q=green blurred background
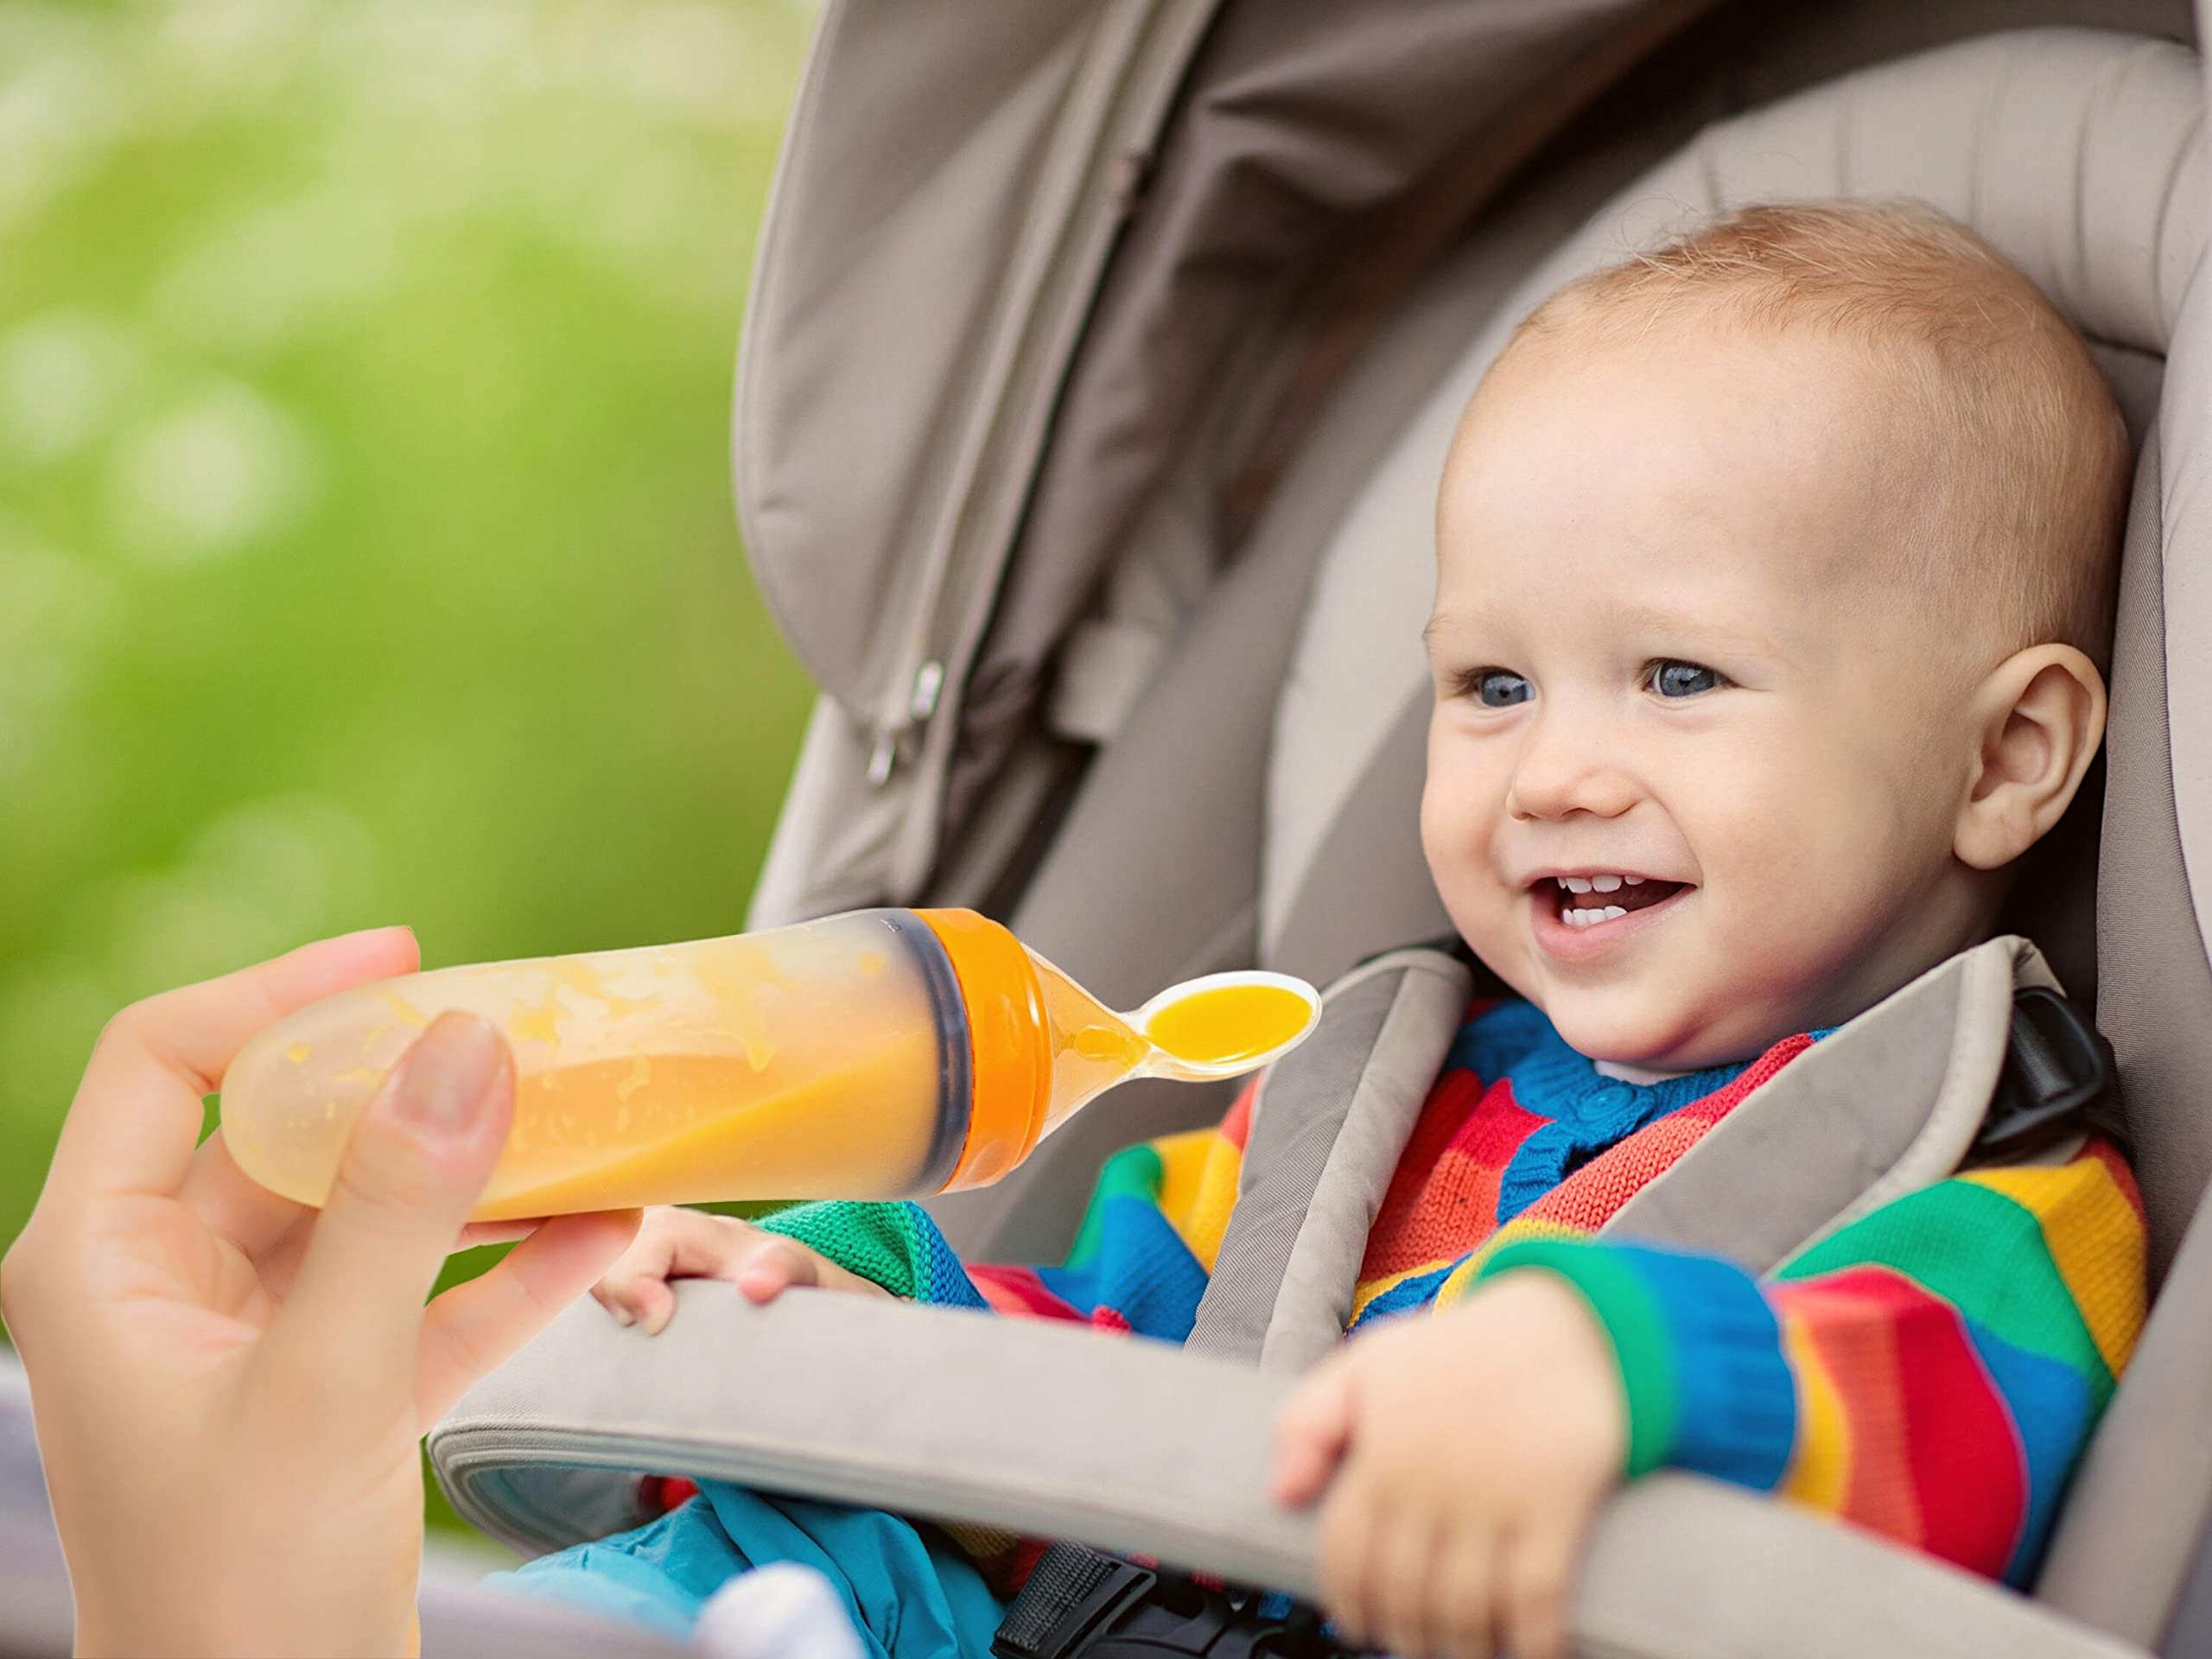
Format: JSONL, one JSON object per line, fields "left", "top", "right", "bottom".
{"left": 0, "top": 0, "right": 819, "bottom": 1534}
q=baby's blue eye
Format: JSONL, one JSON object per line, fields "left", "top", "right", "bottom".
{"left": 1475, "top": 670, "right": 1532, "bottom": 708}
{"left": 1649, "top": 659, "right": 1725, "bottom": 698}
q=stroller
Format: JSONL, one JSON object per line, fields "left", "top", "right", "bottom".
{"left": 11, "top": 1, "right": 2212, "bottom": 1654}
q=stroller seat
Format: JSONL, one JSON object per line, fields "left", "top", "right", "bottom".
{"left": 425, "top": 14, "right": 2212, "bottom": 1659}
{"left": 8, "top": 6, "right": 2209, "bottom": 1657}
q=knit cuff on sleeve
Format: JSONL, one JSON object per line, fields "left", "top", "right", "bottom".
{"left": 755, "top": 1201, "right": 989, "bottom": 1311}
{"left": 1478, "top": 1239, "right": 1797, "bottom": 1490}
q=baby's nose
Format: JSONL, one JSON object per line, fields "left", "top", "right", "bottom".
{"left": 1505, "top": 726, "right": 1637, "bottom": 822}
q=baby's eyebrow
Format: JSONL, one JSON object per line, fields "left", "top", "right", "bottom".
{"left": 1605, "top": 601, "right": 1784, "bottom": 658}
{"left": 1421, "top": 608, "right": 1493, "bottom": 646}
{"left": 1423, "top": 601, "right": 1784, "bottom": 661}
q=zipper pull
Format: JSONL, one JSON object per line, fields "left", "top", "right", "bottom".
{"left": 867, "top": 660, "right": 946, "bottom": 788}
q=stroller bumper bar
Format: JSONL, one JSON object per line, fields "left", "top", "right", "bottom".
{"left": 430, "top": 1286, "right": 2149, "bottom": 1659}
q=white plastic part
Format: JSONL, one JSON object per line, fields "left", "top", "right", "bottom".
{"left": 693, "top": 1564, "right": 865, "bottom": 1659}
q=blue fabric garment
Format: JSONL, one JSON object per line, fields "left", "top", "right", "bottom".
{"left": 494, "top": 1482, "right": 1006, "bottom": 1657}
{"left": 1450, "top": 1001, "right": 1763, "bottom": 1224}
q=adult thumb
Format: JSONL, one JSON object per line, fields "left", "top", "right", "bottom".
{"left": 262, "top": 1013, "right": 515, "bottom": 1417}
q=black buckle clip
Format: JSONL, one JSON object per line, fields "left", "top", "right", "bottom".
{"left": 994, "top": 1550, "right": 1160, "bottom": 1659}
{"left": 1974, "top": 986, "right": 2114, "bottom": 1162}
{"left": 993, "top": 1543, "right": 1357, "bottom": 1658}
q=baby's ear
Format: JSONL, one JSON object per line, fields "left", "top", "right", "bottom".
{"left": 1955, "top": 645, "right": 2107, "bottom": 871}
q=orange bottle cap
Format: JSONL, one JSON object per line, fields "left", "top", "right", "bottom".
{"left": 915, "top": 909, "right": 1051, "bottom": 1191}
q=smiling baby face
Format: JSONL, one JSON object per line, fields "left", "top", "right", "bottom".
{"left": 1420, "top": 202, "right": 2129, "bottom": 1070}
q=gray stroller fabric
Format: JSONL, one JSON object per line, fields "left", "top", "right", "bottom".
{"left": 738, "top": 0, "right": 1710, "bottom": 916}
{"left": 0, "top": 1361, "right": 70, "bottom": 1659}
{"left": 1186, "top": 947, "right": 1472, "bottom": 1374}
{"left": 16, "top": 10, "right": 2212, "bottom": 1659}
{"left": 925, "top": 6, "right": 2205, "bottom": 1267}
{"left": 435, "top": 1297, "right": 2145, "bottom": 1659}
{"left": 433, "top": 23, "right": 2212, "bottom": 1656}
{"left": 739, "top": 0, "right": 2197, "bottom": 933}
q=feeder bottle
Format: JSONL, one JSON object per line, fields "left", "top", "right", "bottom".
{"left": 219, "top": 908, "right": 1316, "bottom": 1224}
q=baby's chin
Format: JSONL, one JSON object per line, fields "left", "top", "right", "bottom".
{"left": 1537, "top": 988, "right": 1783, "bottom": 1074}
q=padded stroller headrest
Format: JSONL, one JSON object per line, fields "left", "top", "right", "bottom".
{"left": 1266, "top": 28, "right": 2205, "bottom": 1012}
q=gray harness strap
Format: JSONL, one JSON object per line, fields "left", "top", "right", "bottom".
{"left": 1610, "top": 937, "right": 2060, "bottom": 1271}
{"left": 1187, "top": 935, "right": 2063, "bottom": 1368}
{"left": 1185, "top": 948, "right": 1471, "bottom": 1372}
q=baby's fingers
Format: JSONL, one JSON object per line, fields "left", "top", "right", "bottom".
{"left": 1315, "top": 1468, "right": 1380, "bottom": 1647}
{"left": 734, "top": 1237, "right": 893, "bottom": 1302}
{"left": 592, "top": 1268, "right": 676, "bottom": 1334}
{"left": 735, "top": 1237, "right": 829, "bottom": 1303}
{"left": 1273, "top": 1354, "right": 1357, "bottom": 1506}
{"left": 1372, "top": 1513, "right": 1451, "bottom": 1659}
{"left": 1434, "top": 1521, "right": 1503, "bottom": 1659}
{"left": 1499, "top": 1521, "right": 1579, "bottom": 1659}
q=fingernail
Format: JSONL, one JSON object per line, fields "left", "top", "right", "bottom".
{"left": 610, "top": 1306, "right": 636, "bottom": 1328}
{"left": 391, "top": 1012, "right": 504, "bottom": 1135}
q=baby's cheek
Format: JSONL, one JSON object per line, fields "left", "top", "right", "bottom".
{"left": 1421, "top": 778, "right": 1529, "bottom": 981}
{"left": 1695, "top": 814, "right": 1890, "bottom": 1019}
{"left": 1420, "top": 756, "right": 1497, "bottom": 894}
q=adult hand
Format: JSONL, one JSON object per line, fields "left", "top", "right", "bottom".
{"left": 0, "top": 927, "right": 640, "bottom": 1657}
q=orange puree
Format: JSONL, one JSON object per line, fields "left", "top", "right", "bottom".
{"left": 1144, "top": 982, "right": 1313, "bottom": 1067}
{"left": 470, "top": 1027, "right": 940, "bottom": 1221}
{"left": 223, "top": 910, "right": 1316, "bottom": 1224}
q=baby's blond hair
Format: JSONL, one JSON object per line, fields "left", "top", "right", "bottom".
{"left": 1506, "top": 200, "right": 2132, "bottom": 669}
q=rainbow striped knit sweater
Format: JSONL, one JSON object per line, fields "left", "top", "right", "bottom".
{"left": 762, "top": 995, "right": 2147, "bottom": 1589}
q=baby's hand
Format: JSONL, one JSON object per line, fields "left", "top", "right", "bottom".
{"left": 592, "top": 1206, "right": 889, "bottom": 1334}
{"left": 1272, "top": 1272, "right": 1625, "bottom": 1659}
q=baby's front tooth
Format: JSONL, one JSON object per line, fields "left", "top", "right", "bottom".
{"left": 1591, "top": 874, "right": 1623, "bottom": 893}
{"left": 1601, "top": 905, "right": 1626, "bottom": 920}
{"left": 1623, "top": 874, "right": 1644, "bottom": 886}
{"left": 1564, "top": 876, "right": 1594, "bottom": 894}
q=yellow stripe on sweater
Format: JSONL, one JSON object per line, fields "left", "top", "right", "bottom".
{"left": 1959, "top": 1158, "right": 2145, "bottom": 1378}
{"left": 1778, "top": 1318, "right": 1849, "bottom": 1510}
{"left": 1433, "top": 1217, "right": 1592, "bottom": 1311}
{"left": 1349, "top": 1262, "right": 1431, "bottom": 1321}
{"left": 1151, "top": 1128, "right": 1243, "bottom": 1272}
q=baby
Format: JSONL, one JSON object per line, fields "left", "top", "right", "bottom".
{"left": 503, "top": 201, "right": 2146, "bottom": 1659}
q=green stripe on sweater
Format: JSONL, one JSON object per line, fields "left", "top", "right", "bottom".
{"left": 759, "top": 1201, "right": 929, "bottom": 1300}
{"left": 1066, "top": 1144, "right": 1165, "bottom": 1271}
{"left": 1777, "top": 1180, "right": 2113, "bottom": 1402}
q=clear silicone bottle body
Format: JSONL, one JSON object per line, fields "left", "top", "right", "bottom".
{"left": 218, "top": 908, "right": 1157, "bottom": 1223}
{"left": 223, "top": 911, "right": 982, "bottom": 1221}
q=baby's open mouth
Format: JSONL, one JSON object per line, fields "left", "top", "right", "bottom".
{"left": 1544, "top": 874, "right": 1691, "bottom": 930}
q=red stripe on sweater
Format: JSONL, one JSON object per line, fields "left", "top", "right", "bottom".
{"left": 1219, "top": 1081, "right": 1256, "bottom": 1153}
{"left": 1360, "top": 1070, "right": 1543, "bottom": 1280}
{"left": 1790, "top": 1265, "right": 2026, "bottom": 1576}
{"left": 1687, "top": 1032, "right": 1815, "bottom": 1121}
{"left": 1516, "top": 1113, "right": 1710, "bottom": 1230}
{"left": 969, "top": 1265, "right": 1085, "bottom": 1323}
{"left": 1770, "top": 1277, "right": 1923, "bottom": 1547}
{"left": 2085, "top": 1135, "right": 2146, "bottom": 1224}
